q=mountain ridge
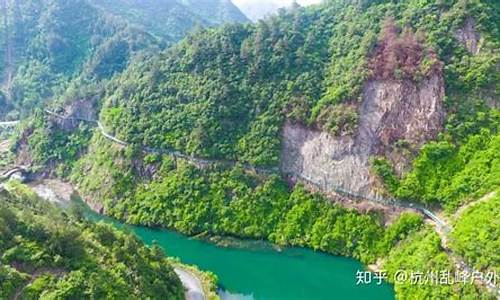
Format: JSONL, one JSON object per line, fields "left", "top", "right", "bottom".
{"left": 4, "top": 0, "right": 499, "bottom": 298}
{"left": 0, "top": 0, "right": 249, "bottom": 119}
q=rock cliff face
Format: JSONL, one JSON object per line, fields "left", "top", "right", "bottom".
{"left": 454, "top": 18, "right": 481, "bottom": 55}
{"left": 281, "top": 74, "right": 445, "bottom": 198}
{"left": 49, "top": 99, "right": 97, "bottom": 131}
{"left": 360, "top": 75, "right": 444, "bottom": 169}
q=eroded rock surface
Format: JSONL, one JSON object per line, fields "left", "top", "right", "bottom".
{"left": 30, "top": 179, "right": 75, "bottom": 207}
{"left": 282, "top": 74, "right": 445, "bottom": 198}
{"left": 50, "top": 99, "right": 97, "bottom": 131}
{"left": 454, "top": 18, "right": 481, "bottom": 55}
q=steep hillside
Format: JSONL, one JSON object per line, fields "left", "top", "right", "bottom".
{"left": 0, "top": 181, "right": 183, "bottom": 299}
{"left": 91, "top": 0, "right": 248, "bottom": 42}
{"left": 0, "top": 0, "right": 158, "bottom": 119}
{"left": 451, "top": 191, "right": 499, "bottom": 274}
{"left": 180, "top": 0, "right": 249, "bottom": 25}
{"left": 79, "top": 0, "right": 498, "bottom": 199}
{"left": 0, "top": 0, "right": 248, "bottom": 119}
{"left": 12, "top": 0, "right": 500, "bottom": 298}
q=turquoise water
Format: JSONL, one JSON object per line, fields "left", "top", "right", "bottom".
{"left": 84, "top": 207, "right": 394, "bottom": 300}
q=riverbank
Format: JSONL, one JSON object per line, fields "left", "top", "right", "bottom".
{"left": 175, "top": 267, "right": 205, "bottom": 300}
{"left": 2, "top": 179, "right": 221, "bottom": 300}
{"left": 0, "top": 177, "right": 397, "bottom": 299}
{"left": 30, "top": 181, "right": 221, "bottom": 300}
{"left": 196, "top": 234, "right": 283, "bottom": 252}
{"left": 171, "top": 262, "right": 219, "bottom": 300}
{"left": 82, "top": 203, "right": 394, "bottom": 299}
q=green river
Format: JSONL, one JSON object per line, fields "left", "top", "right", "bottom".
{"left": 84, "top": 205, "right": 395, "bottom": 300}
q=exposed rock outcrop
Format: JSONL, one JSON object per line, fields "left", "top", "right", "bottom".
{"left": 454, "top": 18, "right": 481, "bottom": 55}
{"left": 49, "top": 99, "right": 97, "bottom": 131}
{"left": 14, "top": 126, "right": 34, "bottom": 167}
{"left": 83, "top": 196, "right": 105, "bottom": 214}
{"left": 282, "top": 74, "right": 445, "bottom": 198}
{"left": 361, "top": 75, "right": 444, "bottom": 171}
{"left": 282, "top": 21, "right": 445, "bottom": 199}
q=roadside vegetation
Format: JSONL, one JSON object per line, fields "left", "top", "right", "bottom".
{"left": 71, "top": 135, "right": 424, "bottom": 264}
{"left": 5, "top": 0, "right": 499, "bottom": 299}
{"left": 451, "top": 191, "right": 500, "bottom": 274}
{"left": 0, "top": 183, "right": 184, "bottom": 299}
{"left": 384, "top": 228, "right": 489, "bottom": 299}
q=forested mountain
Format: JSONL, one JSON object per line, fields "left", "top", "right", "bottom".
{"left": 7, "top": 0, "right": 500, "bottom": 299}
{"left": 89, "top": 0, "right": 498, "bottom": 170}
{"left": 0, "top": 0, "right": 152, "bottom": 118}
{"left": 179, "top": 0, "right": 249, "bottom": 26}
{"left": 0, "top": 182, "right": 184, "bottom": 299}
{"left": 0, "top": 0, "right": 248, "bottom": 119}
{"left": 90, "top": 0, "right": 249, "bottom": 42}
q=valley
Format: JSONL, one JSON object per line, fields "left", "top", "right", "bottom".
{"left": 84, "top": 196, "right": 395, "bottom": 300}
{"left": 2, "top": 146, "right": 495, "bottom": 298}
{"left": 0, "top": 0, "right": 499, "bottom": 299}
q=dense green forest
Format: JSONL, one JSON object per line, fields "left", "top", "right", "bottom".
{"left": 0, "top": 181, "right": 184, "bottom": 299}
{"left": 0, "top": 0, "right": 248, "bottom": 119}
{"left": 4, "top": 0, "right": 500, "bottom": 299}
{"left": 384, "top": 228, "right": 489, "bottom": 299}
{"left": 0, "top": 0, "right": 152, "bottom": 117}
{"left": 451, "top": 191, "right": 500, "bottom": 274}
{"left": 86, "top": 0, "right": 498, "bottom": 168}
{"left": 89, "top": 0, "right": 248, "bottom": 42}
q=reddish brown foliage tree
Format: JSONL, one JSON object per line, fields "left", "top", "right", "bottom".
{"left": 369, "top": 18, "right": 442, "bottom": 81}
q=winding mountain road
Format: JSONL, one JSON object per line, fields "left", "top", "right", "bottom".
{"left": 293, "top": 173, "right": 498, "bottom": 294}
{"left": 45, "top": 109, "right": 278, "bottom": 175}
{"left": 4, "top": 109, "right": 498, "bottom": 294}
{"left": 43, "top": 109, "right": 454, "bottom": 226}
{"left": 0, "top": 166, "right": 27, "bottom": 181}
{"left": 0, "top": 120, "right": 18, "bottom": 127}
